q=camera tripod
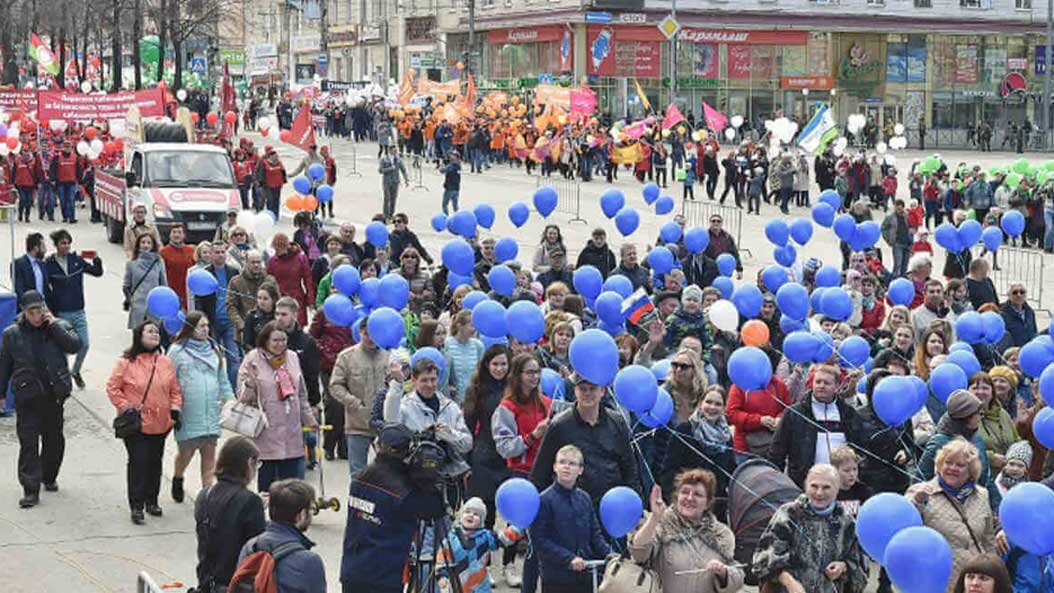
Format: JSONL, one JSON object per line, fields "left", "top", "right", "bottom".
{"left": 406, "top": 482, "right": 465, "bottom": 593}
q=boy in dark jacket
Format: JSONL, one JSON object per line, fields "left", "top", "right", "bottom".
{"left": 532, "top": 445, "right": 613, "bottom": 593}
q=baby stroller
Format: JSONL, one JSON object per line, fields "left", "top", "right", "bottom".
{"left": 726, "top": 458, "right": 801, "bottom": 585}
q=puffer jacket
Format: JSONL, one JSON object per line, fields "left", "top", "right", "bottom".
{"left": 979, "top": 399, "right": 1020, "bottom": 473}
{"left": 168, "top": 340, "right": 233, "bottom": 441}
{"left": 106, "top": 351, "right": 183, "bottom": 435}
{"left": 308, "top": 310, "right": 354, "bottom": 373}
{"left": 855, "top": 402, "right": 919, "bottom": 494}
{"left": 907, "top": 479, "right": 996, "bottom": 593}
{"left": 236, "top": 348, "right": 317, "bottom": 460}
{"left": 329, "top": 344, "right": 389, "bottom": 436}
{"left": 0, "top": 314, "right": 81, "bottom": 402}
{"left": 576, "top": 242, "right": 616, "bottom": 278}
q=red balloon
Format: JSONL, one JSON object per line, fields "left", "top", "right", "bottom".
{"left": 224, "top": 111, "right": 237, "bottom": 124}
{"left": 206, "top": 112, "right": 219, "bottom": 126}
{"left": 114, "top": 138, "right": 124, "bottom": 150}
{"left": 279, "top": 130, "right": 292, "bottom": 143}
{"left": 191, "top": 113, "right": 200, "bottom": 124}
{"left": 84, "top": 126, "right": 98, "bottom": 140}
{"left": 5, "top": 137, "right": 17, "bottom": 150}
{"left": 104, "top": 141, "right": 116, "bottom": 154}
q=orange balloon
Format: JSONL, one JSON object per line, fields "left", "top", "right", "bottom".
{"left": 287, "top": 194, "right": 305, "bottom": 211}
{"left": 741, "top": 320, "right": 771, "bottom": 347}
{"left": 303, "top": 195, "right": 319, "bottom": 211}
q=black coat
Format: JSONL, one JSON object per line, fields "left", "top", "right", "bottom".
{"left": 0, "top": 314, "right": 81, "bottom": 402}
{"left": 576, "top": 243, "right": 617, "bottom": 278}
{"left": 285, "top": 325, "right": 321, "bottom": 406}
{"left": 194, "top": 477, "right": 266, "bottom": 590}
{"left": 13, "top": 255, "right": 41, "bottom": 309}
{"left": 465, "top": 381, "right": 511, "bottom": 500}
{"left": 854, "top": 404, "right": 918, "bottom": 494}
{"left": 766, "top": 395, "right": 864, "bottom": 487}
{"left": 659, "top": 420, "right": 736, "bottom": 501}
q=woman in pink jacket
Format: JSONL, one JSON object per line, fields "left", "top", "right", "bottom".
{"left": 107, "top": 320, "right": 183, "bottom": 525}
{"left": 237, "top": 320, "right": 318, "bottom": 492}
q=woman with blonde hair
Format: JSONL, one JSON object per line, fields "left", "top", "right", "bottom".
{"left": 539, "top": 320, "right": 573, "bottom": 376}
{"left": 443, "top": 309, "right": 484, "bottom": 404}
{"left": 665, "top": 348, "right": 708, "bottom": 425}
{"left": 873, "top": 305, "right": 911, "bottom": 351}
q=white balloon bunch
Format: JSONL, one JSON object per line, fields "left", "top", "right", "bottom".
{"left": 884, "top": 155, "right": 898, "bottom": 167}
{"left": 888, "top": 136, "right": 908, "bottom": 150}
{"left": 768, "top": 117, "right": 798, "bottom": 144}
{"left": 76, "top": 141, "right": 91, "bottom": 156}
{"left": 176, "top": 89, "right": 188, "bottom": 102}
{"left": 893, "top": 123, "right": 905, "bottom": 136}
{"left": 876, "top": 141, "right": 888, "bottom": 154}
{"left": 730, "top": 115, "right": 744, "bottom": 129}
{"left": 847, "top": 113, "right": 867, "bottom": 135}
{"left": 724, "top": 127, "right": 736, "bottom": 141}
{"left": 831, "top": 137, "right": 849, "bottom": 157}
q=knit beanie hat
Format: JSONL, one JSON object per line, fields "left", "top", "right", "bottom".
{"left": 946, "top": 389, "right": 983, "bottom": 420}
{"left": 1006, "top": 441, "right": 1033, "bottom": 467}
{"left": 461, "top": 497, "right": 487, "bottom": 522}
{"left": 988, "top": 365, "right": 1019, "bottom": 390}
{"left": 682, "top": 284, "right": 703, "bottom": 302}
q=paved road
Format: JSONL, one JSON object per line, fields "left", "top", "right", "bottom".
{"left": 0, "top": 133, "right": 1049, "bottom": 592}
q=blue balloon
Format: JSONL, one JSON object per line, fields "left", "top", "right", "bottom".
{"left": 569, "top": 329, "right": 619, "bottom": 386}
{"left": 812, "top": 202, "right": 836, "bottom": 227}
{"left": 187, "top": 268, "right": 219, "bottom": 296}
{"left": 712, "top": 276, "right": 734, "bottom": 299}
{"left": 819, "top": 189, "right": 842, "bottom": 212}
{"left": 929, "top": 363, "right": 967, "bottom": 403}
{"left": 1000, "top": 482, "right": 1054, "bottom": 555}
{"left": 324, "top": 294, "right": 358, "bottom": 327}
{"left": 448, "top": 272, "right": 473, "bottom": 290}
{"left": 506, "top": 301, "right": 545, "bottom": 344}
{"left": 540, "top": 368, "right": 565, "bottom": 400}
{"left": 600, "top": 189, "right": 626, "bottom": 219}
{"left": 850, "top": 221, "right": 882, "bottom": 252}
{"left": 1033, "top": 406, "right": 1054, "bottom": 449}
{"left": 773, "top": 244, "right": 797, "bottom": 267}
{"left": 494, "top": 237, "right": 519, "bottom": 263}
{"left": 449, "top": 210, "right": 478, "bottom": 238}
{"left": 573, "top": 266, "right": 604, "bottom": 300}
{"left": 780, "top": 316, "right": 807, "bottom": 334}
{"left": 765, "top": 220, "right": 790, "bottom": 247}
{"left": 761, "top": 265, "right": 788, "bottom": 293}
{"left": 359, "top": 277, "right": 380, "bottom": 308}
{"left": 789, "top": 218, "right": 813, "bottom": 245}
{"left": 982, "top": 226, "right": 1003, "bottom": 252}
{"left": 646, "top": 246, "right": 675, "bottom": 275}
{"left": 934, "top": 222, "right": 962, "bottom": 252}
{"left": 600, "top": 486, "right": 644, "bottom": 537}
{"left": 731, "top": 284, "right": 763, "bottom": 319}
{"left": 316, "top": 185, "right": 334, "bottom": 203}
{"left": 598, "top": 319, "right": 628, "bottom": 337}
{"left": 146, "top": 286, "right": 180, "bottom": 319}
{"left": 431, "top": 213, "right": 447, "bottom": 232}
{"left": 947, "top": 349, "right": 981, "bottom": 377}
{"left": 508, "top": 202, "right": 530, "bottom": 227}
{"left": 481, "top": 335, "right": 509, "bottom": 349}
{"left": 639, "top": 388, "right": 674, "bottom": 429}
{"left": 884, "top": 527, "right": 953, "bottom": 593}
{"left": 728, "top": 346, "right": 773, "bottom": 392}
{"left": 366, "top": 307, "right": 405, "bottom": 349}
{"left": 472, "top": 300, "right": 508, "bottom": 338}
{"left": 810, "top": 286, "right": 829, "bottom": 313}
{"left": 660, "top": 222, "right": 683, "bottom": 244}
{"left": 833, "top": 213, "right": 857, "bottom": 242}
{"left": 473, "top": 204, "right": 496, "bottom": 229}
{"left": 307, "top": 162, "right": 326, "bottom": 181}
{"left": 839, "top": 336, "right": 871, "bottom": 368}
{"left": 856, "top": 493, "right": 923, "bottom": 562}
{"left": 651, "top": 359, "right": 671, "bottom": 383}
{"left": 533, "top": 186, "right": 558, "bottom": 217}
{"left": 602, "top": 275, "right": 633, "bottom": 299}
{"left": 594, "top": 291, "right": 625, "bottom": 326}
{"left": 958, "top": 219, "right": 983, "bottom": 249}
{"left": 821, "top": 288, "right": 853, "bottom": 321}
{"left": 857, "top": 376, "right": 868, "bottom": 394}
{"left": 411, "top": 347, "right": 446, "bottom": 376}
{"left": 642, "top": 183, "right": 660, "bottom": 205}
{"left": 815, "top": 265, "right": 842, "bottom": 288}
{"left": 462, "top": 290, "right": 488, "bottom": 311}
{"left": 1020, "top": 339, "right": 1052, "bottom": 378}
{"left": 955, "top": 312, "right": 985, "bottom": 344}
{"left": 784, "top": 331, "right": 820, "bottom": 364}
{"left": 614, "top": 365, "right": 659, "bottom": 413}
{"left": 887, "top": 277, "right": 915, "bottom": 307}
{"left": 776, "top": 283, "right": 809, "bottom": 320}
{"left": 873, "top": 375, "right": 920, "bottom": 425}
{"left": 614, "top": 207, "right": 640, "bottom": 236}
{"left": 163, "top": 311, "right": 186, "bottom": 336}
{"left": 811, "top": 331, "right": 836, "bottom": 363}
{"left": 496, "top": 478, "right": 541, "bottom": 529}
{"left": 1002, "top": 210, "right": 1026, "bottom": 238}
{"left": 442, "top": 240, "right": 475, "bottom": 276}
{"left": 377, "top": 273, "right": 410, "bottom": 310}
{"left": 654, "top": 195, "right": 675, "bottom": 215}
{"left": 684, "top": 226, "right": 710, "bottom": 254}
{"left": 365, "top": 221, "right": 389, "bottom": 248}
{"left": 908, "top": 375, "right": 930, "bottom": 412}
{"left": 488, "top": 265, "right": 516, "bottom": 297}
{"left": 292, "top": 175, "right": 311, "bottom": 195}
{"left": 716, "top": 253, "right": 736, "bottom": 276}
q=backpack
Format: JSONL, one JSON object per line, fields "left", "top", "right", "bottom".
{"left": 228, "top": 539, "right": 304, "bottom": 593}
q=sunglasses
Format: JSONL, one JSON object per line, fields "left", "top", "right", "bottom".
{"left": 402, "top": 254, "right": 419, "bottom": 260}
{"left": 1012, "top": 290, "right": 1026, "bottom": 295}
{"left": 710, "top": 219, "right": 722, "bottom": 224}
{"left": 671, "top": 362, "right": 693, "bottom": 370}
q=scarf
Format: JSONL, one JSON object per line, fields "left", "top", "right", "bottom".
{"left": 938, "top": 476, "right": 976, "bottom": 505}
{"left": 265, "top": 351, "right": 287, "bottom": 369}
{"left": 690, "top": 409, "right": 732, "bottom": 449}
{"left": 263, "top": 350, "right": 296, "bottom": 401}
{"left": 862, "top": 295, "right": 875, "bottom": 310}
{"left": 997, "top": 471, "right": 1024, "bottom": 492}
{"left": 810, "top": 499, "right": 838, "bottom": 517}
{"left": 182, "top": 338, "right": 220, "bottom": 370}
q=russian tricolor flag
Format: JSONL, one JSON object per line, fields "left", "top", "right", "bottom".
{"left": 622, "top": 288, "right": 655, "bottom": 325}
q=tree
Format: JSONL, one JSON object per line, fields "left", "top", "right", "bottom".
{"left": 168, "top": 0, "right": 228, "bottom": 89}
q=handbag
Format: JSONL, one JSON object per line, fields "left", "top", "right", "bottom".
{"left": 599, "top": 555, "right": 660, "bottom": 593}
{"left": 220, "top": 400, "right": 269, "bottom": 437}
{"left": 123, "top": 257, "right": 159, "bottom": 312}
{"left": 745, "top": 429, "right": 775, "bottom": 457}
{"left": 113, "top": 356, "right": 158, "bottom": 439}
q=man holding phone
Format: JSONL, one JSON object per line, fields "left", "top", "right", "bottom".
{"left": 43, "top": 229, "right": 102, "bottom": 389}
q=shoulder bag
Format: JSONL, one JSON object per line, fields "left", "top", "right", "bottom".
{"left": 123, "top": 258, "right": 159, "bottom": 311}
{"left": 222, "top": 363, "right": 269, "bottom": 437}
{"left": 113, "top": 356, "right": 158, "bottom": 439}
{"left": 600, "top": 553, "right": 660, "bottom": 593}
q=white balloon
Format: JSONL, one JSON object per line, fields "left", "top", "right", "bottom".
{"left": 7, "top": 125, "right": 18, "bottom": 139}
{"left": 236, "top": 210, "right": 256, "bottom": 230}
{"left": 691, "top": 131, "right": 702, "bottom": 142}
{"left": 11, "top": 142, "right": 21, "bottom": 154}
{"left": 764, "top": 120, "right": 775, "bottom": 131}
{"left": 833, "top": 145, "right": 845, "bottom": 157}
{"left": 257, "top": 116, "right": 271, "bottom": 130}
{"left": 709, "top": 300, "right": 740, "bottom": 333}
{"left": 176, "top": 89, "right": 188, "bottom": 101}
{"left": 893, "top": 123, "right": 905, "bottom": 136}
{"left": 876, "top": 142, "right": 887, "bottom": 154}
{"left": 0, "top": 143, "right": 8, "bottom": 157}
{"left": 884, "top": 155, "right": 897, "bottom": 167}
{"left": 835, "top": 137, "right": 849, "bottom": 151}
{"left": 847, "top": 123, "right": 862, "bottom": 135}
{"left": 731, "top": 115, "right": 744, "bottom": 129}
{"left": 253, "top": 211, "right": 275, "bottom": 242}
{"left": 88, "top": 148, "right": 101, "bottom": 160}
{"left": 90, "top": 138, "right": 104, "bottom": 153}
{"left": 724, "top": 127, "right": 736, "bottom": 141}
{"left": 80, "top": 80, "right": 92, "bottom": 93}
{"left": 76, "top": 141, "right": 90, "bottom": 156}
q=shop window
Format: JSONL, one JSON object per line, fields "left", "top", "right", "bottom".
{"left": 867, "top": 0, "right": 884, "bottom": 5}
{"left": 1017, "top": 0, "right": 1031, "bottom": 8}
{"left": 914, "top": 0, "right": 931, "bottom": 7}
{"left": 960, "top": 0, "right": 991, "bottom": 8}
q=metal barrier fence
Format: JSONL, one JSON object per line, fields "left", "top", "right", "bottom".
{"left": 136, "top": 572, "right": 163, "bottom": 593}
{"left": 534, "top": 174, "right": 587, "bottom": 224}
{"left": 409, "top": 154, "right": 429, "bottom": 191}
{"left": 346, "top": 143, "right": 362, "bottom": 178}
{"left": 982, "top": 245, "right": 1049, "bottom": 313}
{"left": 680, "top": 199, "right": 751, "bottom": 258}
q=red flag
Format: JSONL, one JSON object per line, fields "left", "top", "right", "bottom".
{"left": 463, "top": 73, "right": 477, "bottom": 114}
{"left": 662, "top": 104, "right": 685, "bottom": 130}
{"left": 220, "top": 63, "right": 238, "bottom": 137}
{"left": 702, "top": 101, "right": 728, "bottom": 132}
{"left": 287, "top": 106, "right": 317, "bottom": 152}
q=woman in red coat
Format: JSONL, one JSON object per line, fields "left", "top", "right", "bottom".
{"left": 265, "top": 233, "right": 315, "bottom": 325}
{"left": 726, "top": 376, "right": 791, "bottom": 461}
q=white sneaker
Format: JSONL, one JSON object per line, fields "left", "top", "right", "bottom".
{"left": 503, "top": 564, "right": 522, "bottom": 588}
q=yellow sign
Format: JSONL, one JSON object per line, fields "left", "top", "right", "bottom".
{"left": 658, "top": 15, "right": 680, "bottom": 41}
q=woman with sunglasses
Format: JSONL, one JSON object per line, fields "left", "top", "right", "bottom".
{"left": 398, "top": 247, "right": 432, "bottom": 313}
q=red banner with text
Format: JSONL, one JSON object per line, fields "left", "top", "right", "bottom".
{"left": 36, "top": 89, "right": 165, "bottom": 121}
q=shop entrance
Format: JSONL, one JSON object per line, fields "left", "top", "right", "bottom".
{"left": 858, "top": 104, "right": 904, "bottom": 140}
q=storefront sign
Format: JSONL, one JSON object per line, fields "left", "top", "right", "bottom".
{"left": 321, "top": 80, "right": 365, "bottom": 91}
{"left": 218, "top": 49, "right": 245, "bottom": 66}
{"left": 678, "top": 29, "right": 807, "bottom": 46}
{"left": 618, "top": 13, "right": 647, "bottom": 23}
{"left": 956, "top": 46, "right": 978, "bottom": 83}
{"left": 728, "top": 45, "right": 775, "bottom": 80}
{"left": 250, "top": 57, "right": 279, "bottom": 75}
{"left": 405, "top": 17, "right": 435, "bottom": 44}
{"left": 295, "top": 63, "right": 316, "bottom": 84}
{"left": 292, "top": 34, "right": 320, "bottom": 54}
{"left": 489, "top": 25, "right": 565, "bottom": 44}
{"left": 1001, "top": 72, "right": 1027, "bottom": 97}
{"left": 585, "top": 12, "right": 612, "bottom": 24}
{"left": 328, "top": 28, "right": 358, "bottom": 46}
{"left": 839, "top": 42, "right": 882, "bottom": 81}
{"left": 780, "top": 76, "right": 834, "bottom": 90}
{"left": 250, "top": 44, "right": 278, "bottom": 59}
{"left": 694, "top": 44, "right": 718, "bottom": 78}
{"left": 1008, "top": 57, "right": 1027, "bottom": 70}
{"left": 37, "top": 89, "right": 165, "bottom": 120}
{"left": 587, "top": 28, "right": 659, "bottom": 78}
{"left": 663, "top": 77, "right": 719, "bottom": 89}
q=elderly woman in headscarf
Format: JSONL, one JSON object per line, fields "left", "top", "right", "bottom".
{"left": 629, "top": 471, "right": 744, "bottom": 593}
{"left": 918, "top": 389, "right": 1001, "bottom": 511}
{"left": 753, "top": 464, "right": 868, "bottom": 593}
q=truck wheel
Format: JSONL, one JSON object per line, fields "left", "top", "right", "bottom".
{"left": 105, "top": 215, "right": 124, "bottom": 244}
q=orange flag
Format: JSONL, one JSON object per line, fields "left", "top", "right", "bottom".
{"left": 397, "top": 69, "right": 416, "bottom": 106}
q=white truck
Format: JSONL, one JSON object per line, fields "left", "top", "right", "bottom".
{"left": 96, "top": 106, "right": 240, "bottom": 244}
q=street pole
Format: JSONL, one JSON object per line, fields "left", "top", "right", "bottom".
{"left": 670, "top": 0, "right": 677, "bottom": 106}
{"left": 382, "top": 0, "right": 389, "bottom": 93}
{"left": 320, "top": 0, "right": 329, "bottom": 79}
{"left": 468, "top": 0, "right": 476, "bottom": 73}
{"left": 1046, "top": 0, "right": 1052, "bottom": 147}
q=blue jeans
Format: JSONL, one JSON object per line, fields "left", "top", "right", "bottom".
{"left": 470, "top": 148, "right": 484, "bottom": 173}
{"left": 38, "top": 180, "right": 54, "bottom": 219}
{"left": 1045, "top": 210, "right": 1054, "bottom": 251}
{"left": 56, "top": 183, "right": 77, "bottom": 222}
{"left": 57, "top": 310, "right": 89, "bottom": 376}
{"left": 257, "top": 456, "right": 306, "bottom": 493}
{"left": 16, "top": 187, "right": 33, "bottom": 218}
{"left": 213, "top": 318, "right": 242, "bottom": 390}
{"left": 442, "top": 190, "right": 459, "bottom": 215}
{"left": 346, "top": 434, "right": 373, "bottom": 479}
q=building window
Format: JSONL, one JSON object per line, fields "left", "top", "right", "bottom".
{"left": 867, "top": 0, "right": 884, "bottom": 5}
{"left": 1017, "top": 0, "right": 1031, "bottom": 8}
{"left": 914, "top": 0, "right": 931, "bottom": 7}
{"left": 482, "top": 0, "right": 494, "bottom": 7}
{"left": 960, "top": 0, "right": 992, "bottom": 7}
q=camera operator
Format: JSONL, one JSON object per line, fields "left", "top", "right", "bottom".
{"left": 340, "top": 423, "right": 446, "bottom": 593}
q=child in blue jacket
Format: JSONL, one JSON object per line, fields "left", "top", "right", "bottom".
{"left": 436, "top": 497, "right": 522, "bottom": 593}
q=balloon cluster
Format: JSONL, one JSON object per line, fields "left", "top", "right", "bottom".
{"left": 287, "top": 163, "right": 334, "bottom": 212}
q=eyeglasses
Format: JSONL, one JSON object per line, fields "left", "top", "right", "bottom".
{"left": 521, "top": 368, "right": 541, "bottom": 376}
{"left": 671, "top": 362, "right": 693, "bottom": 371}
{"left": 710, "top": 219, "right": 722, "bottom": 225}
{"left": 1012, "top": 289, "right": 1026, "bottom": 295}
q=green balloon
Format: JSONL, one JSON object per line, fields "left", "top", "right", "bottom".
{"left": 1013, "top": 158, "right": 1030, "bottom": 175}
{"left": 1038, "top": 170, "right": 1050, "bottom": 185}
{"left": 1044, "top": 161, "right": 1054, "bottom": 172}
{"left": 139, "top": 35, "right": 160, "bottom": 65}
{"left": 1006, "top": 172, "right": 1023, "bottom": 189}
{"left": 966, "top": 209, "right": 977, "bottom": 220}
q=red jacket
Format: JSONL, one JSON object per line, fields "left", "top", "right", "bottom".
{"left": 159, "top": 243, "right": 196, "bottom": 310}
{"left": 266, "top": 245, "right": 316, "bottom": 325}
{"left": 308, "top": 310, "right": 354, "bottom": 372}
{"left": 907, "top": 205, "right": 924, "bottom": 228}
{"left": 859, "top": 298, "right": 886, "bottom": 334}
{"left": 726, "top": 377, "right": 791, "bottom": 453}
{"left": 494, "top": 396, "right": 551, "bottom": 475}
{"left": 12, "top": 155, "right": 41, "bottom": 188}
{"left": 106, "top": 352, "right": 183, "bottom": 435}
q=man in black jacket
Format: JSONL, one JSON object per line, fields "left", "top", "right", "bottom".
{"left": 614, "top": 243, "right": 649, "bottom": 292}
{"left": 0, "top": 290, "right": 81, "bottom": 508}
{"left": 388, "top": 213, "right": 433, "bottom": 266}
{"left": 576, "top": 228, "right": 616, "bottom": 278}
{"left": 767, "top": 364, "right": 863, "bottom": 488}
